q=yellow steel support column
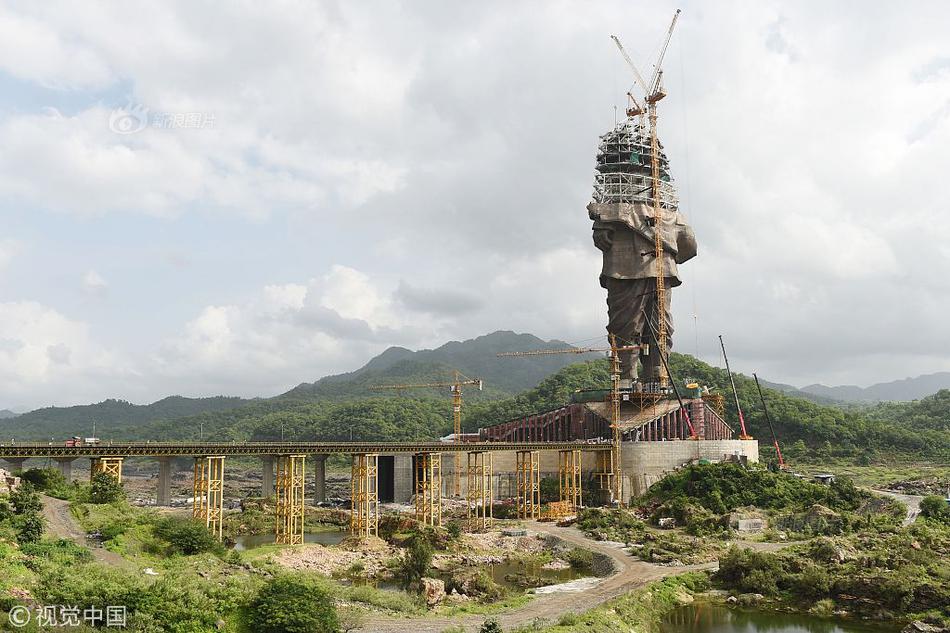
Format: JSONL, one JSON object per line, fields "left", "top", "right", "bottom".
{"left": 90, "top": 457, "right": 124, "bottom": 483}
{"left": 467, "top": 452, "right": 493, "bottom": 531}
{"left": 515, "top": 450, "right": 540, "bottom": 519}
{"left": 350, "top": 453, "right": 379, "bottom": 537}
{"left": 192, "top": 456, "right": 225, "bottom": 540}
{"left": 558, "top": 450, "right": 582, "bottom": 513}
{"left": 414, "top": 452, "right": 442, "bottom": 527}
{"left": 275, "top": 455, "right": 306, "bottom": 545}
{"left": 595, "top": 450, "right": 613, "bottom": 500}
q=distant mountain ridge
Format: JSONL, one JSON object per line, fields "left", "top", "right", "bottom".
{"left": 0, "top": 409, "right": 16, "bottom": 419}
{"left": 800, "top": 371, "right": 950, "bottom": 402}
{"left": 282, "top": 330, "right": 601, "bottom": 400}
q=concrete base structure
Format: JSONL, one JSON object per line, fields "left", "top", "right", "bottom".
{"left": 54, "top": 458, "right": 74, "bottom": 482}
{"left": 261, "top": 456, "right": 274, "bottom": 497}
{"left": 4, "top": 458, "right": 26, "bottom": 472}
{"left": 426, "top": 439, "right": 758, "bottom": 505}
{"left": 313, "top": 455, "right": 326, "bottom": 503}
{"left": 157, "top": 457, "right": 173, "bottom": 506}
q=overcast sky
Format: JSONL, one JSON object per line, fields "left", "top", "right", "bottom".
{"left": 2, "top": 1, "right": 949, "bottom": 409}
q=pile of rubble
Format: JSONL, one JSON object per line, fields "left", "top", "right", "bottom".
{"left": 0, "top": 469, "right": 20, "bottom": 495}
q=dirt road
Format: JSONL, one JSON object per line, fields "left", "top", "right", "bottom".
{"left": 40, "top": 495, "right": 129, "bottom": 567}
{"left": 873, "top": 489, "right": 924, "bottom": 526}
{"left": 360, "top": 522, "right": 716, "bottom": 633}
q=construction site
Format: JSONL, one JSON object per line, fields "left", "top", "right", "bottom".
{"left": 0, "top": 9, "right": 759, "bottom": 544}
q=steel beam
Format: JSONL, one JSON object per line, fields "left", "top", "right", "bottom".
{"left": 558, "top": 449, "right": 582, "bottom": 513}
{"left": 414, "top": 452, "right": 442, "bottom": 527}
{"left": 91, "top": 457, "right": 123, "bottom": 483}
{"left": 467, "top": 451, "right": 493, "bottom": 531}
{"left": 193, "top": 456, "right": 225, "bottom": 540}
{"left": 515, "top": 450, "right": 540, "bottom": 520}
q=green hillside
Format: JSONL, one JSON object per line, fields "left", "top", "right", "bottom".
{"left": 0, "top": 396, "right": 250, "bottom": 440}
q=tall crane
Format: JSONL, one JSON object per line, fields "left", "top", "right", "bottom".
{"left": 498, "top": 339, "right": 646, "bottom": 506}
{"left": 370, "top": 371, "right": 483, "bottom": 497}
{"left": 610, "top": 9, "right": 681, "bottom": 388}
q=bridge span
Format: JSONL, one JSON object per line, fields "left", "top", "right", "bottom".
{"left": 0, "top": 440, "right": 611, "bottom": 544}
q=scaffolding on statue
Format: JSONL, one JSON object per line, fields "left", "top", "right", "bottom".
{"left": 515, "top": 450, "right": 541, "bottom": 520}
{"left": 350, "top": 453, "right": 379, "bottom": 537}
{"left": 275, "top": 455, "right": 306, "bottom": 545}
{"left": 414, "top": 452, "right": 442, "bottom": 527}
{"left": 193, "top": 456, "right": 225, "bottom": 540}
{"left": 558, "top": 449, "right": 583, "bottom": 513}
{"left": 90, "top": 457, "right": 124, "bottom": 483}
{"left": 592, "top": 118, "right": 678, "bottom": 209}
{"left": 467, "top": 452, "right": 493, "bottom": 531}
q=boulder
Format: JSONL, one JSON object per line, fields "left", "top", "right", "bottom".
{"left": 902, "top": 622, "right": 947, "bottom": 633}
{"left": 421, "top": 577, "right": 445, "bottom": 607}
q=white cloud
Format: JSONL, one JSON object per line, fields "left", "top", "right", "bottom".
{"left": 0, "top": 240, "right": 19, "bottom": 272}
{"left": 81, "top": 269, "right": 108, "bottom": 294}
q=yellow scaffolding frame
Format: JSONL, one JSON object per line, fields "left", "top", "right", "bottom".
{"left": 90, "top": 457, "right": 124, "bottom": 483}
{"left": 595, "top": 450, "right": 613, "bottom": 500}
{"left": 558, "top": 449, "right": 582, "bottom": 513}
{"left": 275, "top": 454, "right": 306, "bottom": 545}
{"left": 414, "top": 452, "right": 442, "bottom": 527}
{"left": 350, "top": 453, "right": 379, "bottom": 537}
{"left": 515, "top": 450, "right": 540, "bottom": 519}
{"left": 467, "top": 452, "right": 493, "bottom": 531}
{"left": 193, "top": 456, "right": 225, "bottom": 540}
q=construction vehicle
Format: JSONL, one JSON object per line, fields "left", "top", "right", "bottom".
{"left": 370, "top": 371, "right": 482, "bottom": 497}
{"left": 65, "top": 436, "right": 100, "bottom": 447}
{"left": 610, "top": 9, "right": 681, "bottom": 388}
{"left": 719, "top": 335, "right": 753, "bottom": 440}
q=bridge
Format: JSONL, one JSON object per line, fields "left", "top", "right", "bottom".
{"left": 0, "top": 440, "right": 611, "bottom": 545}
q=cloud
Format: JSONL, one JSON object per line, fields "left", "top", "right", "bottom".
{"left": 394, "top": 281, "right": 484, "bottom": 316}
{"left": 0, "top": 240, "right": 19, "bottom": 272}
{"left": 81, "top": 269, "right": 108, "bottom": 294}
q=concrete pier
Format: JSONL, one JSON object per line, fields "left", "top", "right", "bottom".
{"left": 157, "top": 457, "right": 173, "bottom": 506}
{"left": 3, "top": 458, "right": 25, "bottom": 472}
{"left": 261, "top": 456, "right": 274, "bottom": 497}
{"left": 313, "top": 455, "right": 326, "bottom": 503}
{"left": 393, "top": 454, "right": 412, "bottom": 503}
{"left": 54, "top": 458, "right": 74, "bottom": 481}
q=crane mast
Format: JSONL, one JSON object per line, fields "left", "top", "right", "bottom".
{"left": 371, "top": 371, "right": 483, "bottom": 497}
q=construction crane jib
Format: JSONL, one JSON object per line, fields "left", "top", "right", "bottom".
{"left": 610, "top": 8, "right": 681, "bottom": 388}
{"left": 371, "top": 371, "right": 483, "bottom": 497}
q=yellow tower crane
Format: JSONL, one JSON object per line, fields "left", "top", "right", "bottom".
{"left": 497, "top": 339, "right": 645, "bottom": 506}
{"left": 611, "top": 9, "right": 681, "bottom": 388}
{"left": 370, "top": 371, "right": 483, "bottom": 497}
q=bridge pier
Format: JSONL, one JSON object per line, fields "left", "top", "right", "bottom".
{"left": 261, "top": 456, "right": 274, "bottom": 497}
{"left": 467, "top": 452, "right": 493, "bottom": 531}
{"left": 515, "top": 451, "right": 540, "bottom": 519}
{"left": 156, "top": 457, "right": 173, "bottom": 506}
{"left": 91, "top": 457, "right": 123, "bottom": 483}
{"left": 54, "top": 457, "right": 74, "bottom": 482}
{"left": 193, "top": 456, "right": 225, "bottom": 540}
{"left": 414, "top": 452, "right": 442, "bottom": 527}
{"left": 3, "top": 458, "right": 26, "bottom": 472}
{"left": 350, "top": 453, "right": 379, "bottom": 537}
{"left": 275, "top": 455, "right": 306, "bottom": 545}
{"left": 313, "top": 455, "right": 326, "bottom": 503}
{"left": 393, "top": 454, "right": 412, "bottom": 503}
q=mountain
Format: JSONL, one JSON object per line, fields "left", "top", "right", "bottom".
{"left": 0, "top": 410, "right": 16, "bottom": 419}
{"left": 801, "top": 371, "right": 950, "bottom": 402}
{"left": 756, "top": 379, "right": 845, "bottom": 406}
{"left": 0, "top": 395, "right": 250, "bottom": 440}
{"left": 282, "top": 330, "right": 601, "bottom": 400}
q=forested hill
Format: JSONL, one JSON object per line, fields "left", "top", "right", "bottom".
{"left": 128, "top": 354, "right": 948, "bottom": 463}
{"left": 282, "top": 330, "right": 600, "bottom": 400}
{"left": 0, "top": 396, "right": 250, "bottom": 440}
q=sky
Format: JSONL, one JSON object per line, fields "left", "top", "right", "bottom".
{"left": 1, "top": 1, "right": 950, "bottom": 410}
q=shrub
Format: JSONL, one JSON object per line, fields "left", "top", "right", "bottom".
{"left": 564, "top": 547, "right": 594, "bottom": 572}
{"left": 399, "top": 532, "right": 434, "bottom": 590}
{"left": 20, "top": 468, "right": 66, "bottom": 492}
{"left": 446, "top": 520, "right": 463, "bottom": 540}
{"left": 16, "top": 513, "right": 45, "bottom": 544}
{"left": 479, "top": 618, "right": 503, "bottom": 633}
{"left": 90, "top": 473, "right": 124, "bottom": 504}
{"left": 250, "top": 575, "right": 339, "bottom": 633}
{"left": 10, "top": 482, "right": 42, "bottom": 515}
{"left": 153, "top": 517, "right": 222, "bottom": 555}
{"left": 920, "top": 496, "right": 950, "bottom": 522}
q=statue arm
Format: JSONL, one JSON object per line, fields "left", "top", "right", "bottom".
{"left": 675, "top": 224, "right": 697, "bottom": 264}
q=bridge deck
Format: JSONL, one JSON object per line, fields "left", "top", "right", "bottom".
{"left": 0, "top": 441, "right": 611, "bottom": 459}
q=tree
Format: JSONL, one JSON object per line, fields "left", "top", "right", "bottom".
{"left": 90, "top": 473, "right": 124, "bottom": 504}
{"left": 17, "top": 513, "right": 45, "bottom": 544}
{"left": 10, "top": 481, "right": 42, "bottom": 515}
{"left": 399, "top": 532, "right": 434, "bottom": 591}
{"left": 249, "top": 576, "right": 339, "bottom": 633}
{"left": 919, "top": 495, "right": 950, "bottom": 522}
{"left": 20, "top": 468, "right": 67, "bottom": 492}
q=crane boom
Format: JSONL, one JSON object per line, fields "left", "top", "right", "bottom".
{"left": 496, "top": 344, "right": 644, "bottom": 357}
{"left": 370, "top": 371, "right": 482, "bottom": 497}
{"left": 648, "top": 8, "right": 681, "bottom": 98}
{"left": 753, "top": 373, "right": 785, "bottom": 469}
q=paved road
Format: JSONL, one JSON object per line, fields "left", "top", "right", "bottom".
{"left": 40, "top": 494, "right": 129, "bottom": 567}
{"left": 360, "top": 522, "right": 716, "bottom": 633}
{"left": 873, "top": 489, "right": 924, "bottom": 526}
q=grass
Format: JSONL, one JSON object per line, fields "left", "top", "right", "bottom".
{"left": 792, "top": 461, "right": 950, "bottom": 489}
{"left": 436, "top": 593, "right": 534, "bottom": 617}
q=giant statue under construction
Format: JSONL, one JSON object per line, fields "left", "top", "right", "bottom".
{"left": 588, "top": 118, "right": 696, "bottom": 389}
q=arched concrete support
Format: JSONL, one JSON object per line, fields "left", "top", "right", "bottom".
{"left": 156, "top": 457, "right": 173, "bottom": 506}
{"left": 3, "top": 458, "right": 26, "bottom": 472}
{"left": 261, "top": 456, "right": 274, "bottom": 497}
{"left": 54, "top": 457, "right": 74, "bottom": 482}
{"left": 313, "top": 455, "right": 326, "bottom": 503}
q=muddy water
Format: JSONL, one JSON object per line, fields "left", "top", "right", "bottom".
{"left": 661, "top": 603, "right": 900, "bottom": 633}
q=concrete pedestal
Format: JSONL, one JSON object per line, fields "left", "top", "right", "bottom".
{"left": 261, "top": 456, "right": 274, "bottom": 497}
{"left": 393, "top": 454, "right": 413, "bottom": 503}
{"left": 157, "top": 457, "right": 172, "bottom": 506}
{"left": 54, "top": 458, "right": 74, "bottom": 481}
{"left": 313, "top": 455, "right": 326, "bottom": 503}
{"left": 3, "top": 458, "right": 25, "bottom": 472}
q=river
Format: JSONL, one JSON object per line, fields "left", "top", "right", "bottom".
{"left": 662, "top": 603, "right": 901, "bottom": 633}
